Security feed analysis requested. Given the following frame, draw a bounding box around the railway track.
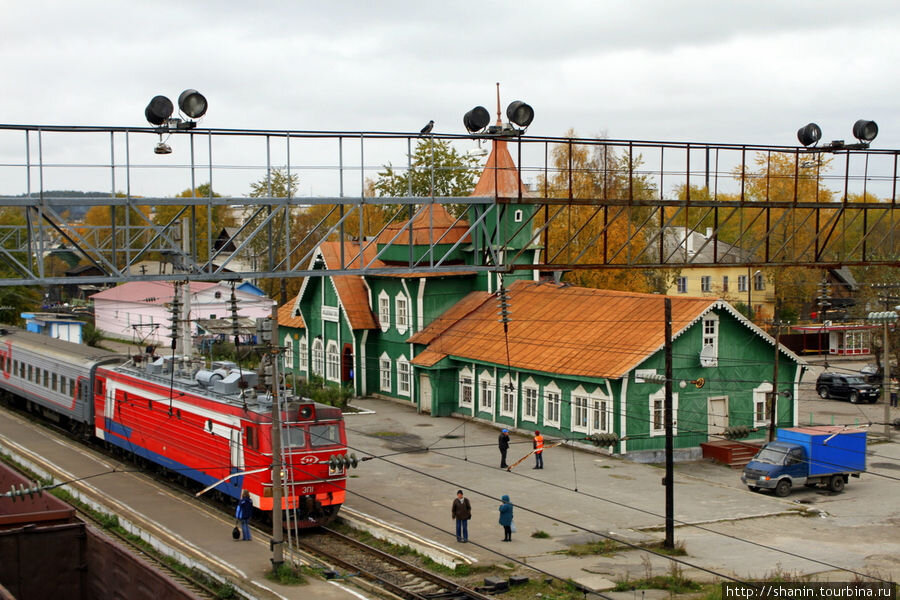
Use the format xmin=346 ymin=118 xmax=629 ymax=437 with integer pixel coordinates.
xmin=298 ymin=527 xmax=494 ymax=600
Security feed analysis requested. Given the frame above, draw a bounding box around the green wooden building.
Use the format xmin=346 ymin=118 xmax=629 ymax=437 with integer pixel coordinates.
xmin=277 ymin=137 xmax=806 ymax=460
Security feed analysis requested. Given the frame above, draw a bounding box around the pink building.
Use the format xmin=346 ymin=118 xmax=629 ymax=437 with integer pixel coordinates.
xmin=90 ymin=281 xmax=274 ymax=345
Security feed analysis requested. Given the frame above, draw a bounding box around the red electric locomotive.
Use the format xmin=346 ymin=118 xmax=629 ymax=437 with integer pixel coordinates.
xmin=0 ymin=327 xmax=349 ymax=526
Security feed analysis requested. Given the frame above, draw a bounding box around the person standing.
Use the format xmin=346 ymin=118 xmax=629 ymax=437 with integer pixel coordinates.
xmin=891 ymin=376 xmax=898 ymax=408
xmin=533 ymin=430 xmax=544 ymax=469
xmin=498 ymin=494 xmax=514 ymax=542
xmin=498 ymin=429 xmax=510 ymax=469
xmin=235 ymin=489 xmax=253 ymax=541
xmin=451 ymin=490 xmax=472 ymax=542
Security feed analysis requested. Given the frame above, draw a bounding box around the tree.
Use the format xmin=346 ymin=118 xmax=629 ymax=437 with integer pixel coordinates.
xmin=371 ymin=138 xmax=481 ymax=217
xmin=152 ymin=183 xmax=230 ymax=264
xmin=536 ymin=130 xmax=659 ymax=292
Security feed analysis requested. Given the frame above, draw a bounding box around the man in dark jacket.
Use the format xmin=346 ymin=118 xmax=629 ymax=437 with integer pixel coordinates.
xmin=235 ymin=489 xmax=253 ymax=541
xmin=498 ymin=429 xmax=510 ymax=469
xmin=451 ymin=489 xmax=472 ymax=542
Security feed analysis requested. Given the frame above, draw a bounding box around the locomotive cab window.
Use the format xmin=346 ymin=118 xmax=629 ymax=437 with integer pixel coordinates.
xmin=96 ymin=378 xmax=104 ymax=395
xmin=309 ymin=424 xmax=341 ymax=447
xmin=245 ymin=426 xmax=257 ymax=450
xmin=281 ymin=427 xmax=306 ymax=449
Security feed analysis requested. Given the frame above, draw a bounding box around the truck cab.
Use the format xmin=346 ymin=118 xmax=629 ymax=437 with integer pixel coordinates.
xmin=741 ymin=442 xmax=810 ymax=496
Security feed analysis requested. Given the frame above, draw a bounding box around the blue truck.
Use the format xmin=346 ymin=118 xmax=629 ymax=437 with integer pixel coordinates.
xmin=741 ymin=426 xmax=867 ymax=497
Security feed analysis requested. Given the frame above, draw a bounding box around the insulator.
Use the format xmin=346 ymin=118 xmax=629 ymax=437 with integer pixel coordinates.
xmin=349 ymin=453 xmax=358 ymax=468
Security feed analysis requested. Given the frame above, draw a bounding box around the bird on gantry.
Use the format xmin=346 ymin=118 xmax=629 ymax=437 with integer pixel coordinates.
xmin=420 ymin=120 xmax=434 ymax=135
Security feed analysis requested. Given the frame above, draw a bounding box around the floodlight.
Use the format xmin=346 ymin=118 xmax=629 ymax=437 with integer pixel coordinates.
xmin=463 ymin=106 xmax=490 ymax=133
xmin=797 ymin=123 xmax=821 ymax=147
xmin=852 ymin=119 xmax=878 ymax=143
xmin=178 ymin=89 xmax=208 ymax=119
xmin=145 ymin=95 xmax=174 ymax=126
xmin=506 ymin=100 xmax=534 ymax=128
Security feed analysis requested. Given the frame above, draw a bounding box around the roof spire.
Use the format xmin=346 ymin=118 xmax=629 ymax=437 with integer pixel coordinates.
xmin=495 ymin=82 xmax=502 ymax=125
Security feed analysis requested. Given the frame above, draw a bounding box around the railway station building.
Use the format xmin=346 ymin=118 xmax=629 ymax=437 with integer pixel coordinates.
xmin=278 ymin=136 xmax=806 ymax=460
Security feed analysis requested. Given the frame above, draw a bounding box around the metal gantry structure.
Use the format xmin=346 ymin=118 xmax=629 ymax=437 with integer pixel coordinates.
xmin=1 ymin=123 xmax=899 ymax=287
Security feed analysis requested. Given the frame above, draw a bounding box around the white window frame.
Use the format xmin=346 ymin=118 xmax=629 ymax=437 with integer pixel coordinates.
xmin=702 ymin=313 xmax=719 ymax=367
xmin=590 ymin=395 xmax=612 ymax=435
xmin=283 ymin=334 xmax=294 ymax=371
xmin=395 ymin=293 xmax=409 ymax=335
xmin=298 ymin=336 xmax=308 ymax=373
xmin=312 ymin=338 xmax=324 ymax=377
xmin=700 ymin=275 xmax=711 ymax=292
xmin=649 ymin=389 xmax=679 ymax=436
xmin=379 ymin=353 xmax=392 ymax=393
xmin=397 ymin=356 xmax=411 ymax=397
xmin=514 ymin=209 xmax=523 ymax=223
xmin=378 ymin=290 xmax=390 ymax=332
xmin=737 ymin=274 xmax=748 ymax=293
xmin=677 ymin=277 xmax=687 ymax=293
xmin=499 ymin=373 xmax=517 ymax=419
xmin=543 ymin=382 xmax=561 ymax=428
xmin=753 ymin=381 xmax=773 ymax=428
xmin=522 ymin=377 xmax=539 ymax=422
xmin=479 ymin=370 xmax=495 ymax=415
xmin=753 ymin=271 xmax=765 ymax=291
xmin=326 ymin=340 xmax=340 ymax=382
xmin=722 ymin=275 xmax=729 ymax=292
xmin=572 ymin=390 xmax=590 ymax=433
xmin=459 ymin=367 xmax=473 ymax=408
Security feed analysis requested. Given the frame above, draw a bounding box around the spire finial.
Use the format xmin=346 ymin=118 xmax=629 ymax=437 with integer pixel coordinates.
xmin=495 ymin=82 xmax=502 ymax=125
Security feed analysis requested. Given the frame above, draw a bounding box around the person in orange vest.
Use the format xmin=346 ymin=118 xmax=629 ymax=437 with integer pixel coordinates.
xmin=533 ymin=430 xmax=544 ymax=469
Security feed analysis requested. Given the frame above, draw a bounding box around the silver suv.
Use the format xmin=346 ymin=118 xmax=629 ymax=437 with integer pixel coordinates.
xmin=815 ymin=372 xmax=880 ymax=404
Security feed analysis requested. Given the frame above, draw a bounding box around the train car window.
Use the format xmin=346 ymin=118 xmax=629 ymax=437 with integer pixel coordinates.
xmin=309 ymin=424 xmax=341 ymax=447
xmin=43 ymin=369 xmax=48 ymax=387
xmin=281 ymin=427 xmax=307 ymax=448
xmin=245 ymin=426 xmax=257 ymax=449
xmin=96 ymin=378 xmax=104 ymax=396
xmin=13 ymin=360 xmax=18 ymax=376
xmin=27 ymin=365 xmax=32 ymax=381
xmin=51 ymin=373 xmax=57 ymax=391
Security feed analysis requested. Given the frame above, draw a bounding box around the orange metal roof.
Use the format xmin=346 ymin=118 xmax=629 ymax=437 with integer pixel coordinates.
xmin=277 ymin=294 xmax=305 ymax=329
xmin=375 ymin=203 xmax=471 ymax=246
xmin=318 ymin=241 xmax=379 ymax=330
xmin=470 ymin=137 xmax=528 ymax=198
xmin=411 ymin=280 xmax=717 ymax=379
xmin=408 ymin=290 xmax=492 ymax=346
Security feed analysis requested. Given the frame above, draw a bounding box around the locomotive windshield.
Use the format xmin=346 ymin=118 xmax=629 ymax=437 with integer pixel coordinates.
xmin=309 ymin=424 xmax=342 ymax=448
xmin=281 ymin=427 xmax=307 ymax=448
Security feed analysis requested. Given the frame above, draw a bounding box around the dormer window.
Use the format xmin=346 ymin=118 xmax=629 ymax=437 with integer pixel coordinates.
xmin=700 ymin=314 xmax=719 ymax=367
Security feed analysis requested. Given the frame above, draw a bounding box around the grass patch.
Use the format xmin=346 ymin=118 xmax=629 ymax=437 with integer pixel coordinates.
xmin=641 ymin=539 xmax=688 ymax=556
xmin=560 ymin=538 xmax=621 ymax=556
xmin=614 ymin=563 xmax=702 ymax=594
xmin=266 ymin=563 xmax=306 ymax=585
xmin=531 ymin=530 xmax=550 ymax=539
xmin=371 ymin=431 xmax=404 ymax=437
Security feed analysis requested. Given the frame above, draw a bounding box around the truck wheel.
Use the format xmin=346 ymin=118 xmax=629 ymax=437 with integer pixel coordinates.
xmin=817 ymin=386 xmax=830 ymax=399
xmin=775 ymin=479 xmax=792 ymax=497
xmin=849 ymin=392 xmax=859 ymax=404
xmin=748 ymin=486 xmax=759 ymax=492
xmin=829 ymin=475 xmax=845 ymax=492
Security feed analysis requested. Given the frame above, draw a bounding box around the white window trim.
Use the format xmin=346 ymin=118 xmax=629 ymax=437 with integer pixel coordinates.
xmin=677 ymin=277 xmax=687 ymax=294
xmin=298 ymin=336 xmax=308 ymax=373
xmin=499 ymin=373 xmax=517 ymax=419
xmin=459 ymin=366 xmax=473 ymax=408
xmin=395 ymin=293 xmax=409 ymax=335
xmin=522 ymin=377 xmax=539 ymax=423
xmin=478 ymin=369 xmax=495 ymax=415
xmin=753 ymin=381 xmax=773 ymax=428
xmin=700 ymin=275 xmax=711 ymax=293
xmin=378 ymin=290 xmax=390 ymax=333
xmin=312 ymin=338 xmax=324 ymax=377
xmin=572 ymin=389 xmax=590 ymax=434
xmin=397 ymin=356 xmax=411 ymax=397
xmin=379 ymin=353 xmax=392 ymax=393
xmin=701 ymin=313 xmax=719 ymax=367
xmin=590 ymin=394 xmax=612 ymax=435
xmin=326 ymin=340 xmax=340 ymax=382
xmin=737 ymin=274 xmax=748 ymax=293
xmin=649 ymin=389 xmax=678 ymax=436
xmin=543 ymin=381 xmax=561 ymax=428
xmin=283 ymin=334 xmax=294 ymax=371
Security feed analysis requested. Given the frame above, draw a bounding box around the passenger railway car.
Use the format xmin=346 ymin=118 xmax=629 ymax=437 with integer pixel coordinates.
xmin=0 ymin=327 xmax=348 ymax=526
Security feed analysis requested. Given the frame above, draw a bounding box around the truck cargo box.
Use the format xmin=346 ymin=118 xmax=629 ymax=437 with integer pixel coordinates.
xmin=776 ymin=426 xmax=866 ymax=476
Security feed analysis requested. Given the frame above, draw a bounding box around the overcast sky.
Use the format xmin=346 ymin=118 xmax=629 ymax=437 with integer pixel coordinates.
xmin=2 ymin=1 xmax=899 ymax=197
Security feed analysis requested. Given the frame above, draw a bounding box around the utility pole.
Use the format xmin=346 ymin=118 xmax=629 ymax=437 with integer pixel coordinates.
xmin=266 ymin=305 xmax=285 ymax=569
xmin=768 ymin=321 xmax=781 ymax=442
xmin=663 ymin=297 xmax=674 ymax=549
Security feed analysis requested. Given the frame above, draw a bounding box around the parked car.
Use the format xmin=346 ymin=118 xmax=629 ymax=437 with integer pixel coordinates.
xmin=815 ymin=372 xmax=880 ymax=404
xmin=860 ymin=363 xmax=896 ymax=385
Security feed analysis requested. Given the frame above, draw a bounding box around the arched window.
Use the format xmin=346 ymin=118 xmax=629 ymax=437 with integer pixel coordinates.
xmin=326 ymin=340 xmax=340 ymax=382
xmin=283 ymin=334 xmax=294 ymax=371
xmin=298 ymin=336 xmax=308 ymax=373
xmin=312 ymin=338 xmax=324 ymax=377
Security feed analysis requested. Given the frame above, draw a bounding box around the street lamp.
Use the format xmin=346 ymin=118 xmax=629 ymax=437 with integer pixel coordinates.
xmin=144 ymin=89 xmax=209 ymax=154
xmin=463 ymin=100 xmax=534 ymax=136
xmin=796 ymin=119 xmax=878 ymax=151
